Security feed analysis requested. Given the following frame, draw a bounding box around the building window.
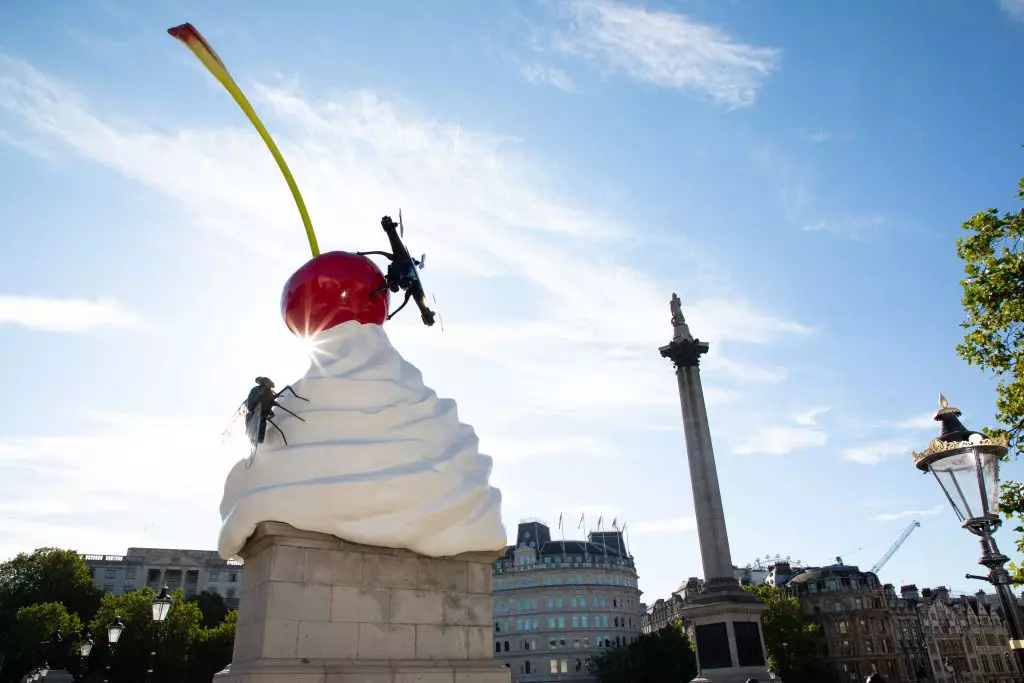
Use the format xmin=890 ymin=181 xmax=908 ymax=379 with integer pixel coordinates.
xmin=582 ymin=615 xmax=589 ymax=628
xmin=125 ymin=566 xmax=136 ymax=579
xmin=495 ymin=642 xmax=501 ymax=653
xmin=209 ymin=570 xmax=220 ymax=582
xmin=838 ymin=620 xmax=849 ymax=635
xmin=104 ymin=568 xmax=116 ymax=579
xmin=572 ymin=616 xmax=579 ymax=628
xmin=226 ymin=588 xmax=236 ymax=599
xmin=560 ymin=659 xmax=568 ymax=673
xmin=549 ymin=617 xmax=555 ymax=629
xmin=550 ymin=659 xmax=558 ymax=674
xmin=504 ymin=641 xmax=510 ymax=652
xmin=558 ymin=617 xmax=565 ymax=629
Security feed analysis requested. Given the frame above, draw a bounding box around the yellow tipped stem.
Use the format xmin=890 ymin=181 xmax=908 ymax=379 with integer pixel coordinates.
xmin=168 ymin=23 xmax=320 ymax=257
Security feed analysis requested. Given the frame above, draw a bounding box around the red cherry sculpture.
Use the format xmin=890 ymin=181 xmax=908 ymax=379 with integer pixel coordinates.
xmin=281 ymin=251 xmax=389 ymax=336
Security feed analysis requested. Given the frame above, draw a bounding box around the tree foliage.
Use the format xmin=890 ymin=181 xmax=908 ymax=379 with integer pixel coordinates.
xmin=88 ymin=586 xmax=203 ymax=683
xmin=0 ymin=548 xmax=101 ymax=682
xmin=188 ymin=590 xmax=230 ymax=629
xmin=0 ymin=548 xmax=236 ymax=682
xmin=742 ymin=584 xmax=821 ymax=683
xmin=589 ymin=621 xmax=697 ymax=683
xmin=956 ymin=174 xmax=1024 ymax=575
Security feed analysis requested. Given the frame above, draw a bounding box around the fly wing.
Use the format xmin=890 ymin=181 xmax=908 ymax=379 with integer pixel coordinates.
xmin=220 ymin=401 xmax=260 ymax=469
xmin=221 ymin=403 xmax=247 ymax=442
xmin=243 ymin=402 xmax=264 ymax=469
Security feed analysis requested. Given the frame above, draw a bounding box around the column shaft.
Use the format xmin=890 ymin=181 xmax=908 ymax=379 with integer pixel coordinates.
xmin=675 ymin=365 xmax=734 ymax=583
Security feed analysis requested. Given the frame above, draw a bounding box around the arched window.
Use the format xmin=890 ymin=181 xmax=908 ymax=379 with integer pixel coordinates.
xmin=495 ymin=642 xmax=501 ymax=653
xmin=524 ymin=661 xmax=532 ymax=674
xmin=504 ymin=641 xmax=510 ymax=652
xmin=575 ymin=658 xmax=582 ymax=671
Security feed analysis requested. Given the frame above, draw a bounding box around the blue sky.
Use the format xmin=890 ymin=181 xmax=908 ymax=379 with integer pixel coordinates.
xmin=1 ymin=0 xmax=1024 ymax=603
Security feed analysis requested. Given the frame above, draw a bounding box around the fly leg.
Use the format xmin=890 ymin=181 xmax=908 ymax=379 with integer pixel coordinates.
xmin=272 ymin=402 xmax=307 ymax=422
xmin=276 ymin=385 xmax=309 ymax=402
xmin=266 ymin=417 xmax=289 ymax=445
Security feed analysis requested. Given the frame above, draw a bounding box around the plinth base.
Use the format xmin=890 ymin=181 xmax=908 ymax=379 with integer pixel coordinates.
xmin=681 ymin=593 xmax=770 ymax=683
xmin=213 ymin=521 xmax=510 ymax=683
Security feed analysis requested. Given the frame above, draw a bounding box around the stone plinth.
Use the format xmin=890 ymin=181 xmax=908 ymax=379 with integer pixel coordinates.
xmin=214 ymin=522 xmax=511 ymax=683
xmin=682 ymin=598 xmax=768 ymax=683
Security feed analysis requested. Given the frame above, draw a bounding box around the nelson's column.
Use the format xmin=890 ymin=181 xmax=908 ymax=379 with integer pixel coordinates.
xmin=659 ymin=293 xmax=770 ymax=683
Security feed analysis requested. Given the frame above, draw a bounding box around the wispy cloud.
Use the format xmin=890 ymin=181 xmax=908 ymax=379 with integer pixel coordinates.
xmin=841 ymin=439 xmax=914 ymax=465
xmin=753 ymin=141 xmax=889 ymax=240
xmin=872 ymin=504 xmax=943 ymax=522
xmin=551 ymin=0 xmax=780 ymax=107
xmin=522 ymin=63 xmax=575 ymax=92
xmin=0 ymin=295 xmax=139 ymax=332
xmin=632 ymin=516 xmax=697 ymax=535
xmin=797 ymin=127 xmax=831 ymax=143
xmin=888 ymin=413 xmax=937 ymax=430
xmin=1000 ymin=0 xmax=1024 ymax=21
xmin=795 ymin=406 xmax=832 ymax=426
xmin=734 ymin=426 xmax=828 ymax=455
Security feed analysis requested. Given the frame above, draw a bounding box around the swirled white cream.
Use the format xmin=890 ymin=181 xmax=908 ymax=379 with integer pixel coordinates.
xmin=217 ymin=320 xmax=507 ymax=559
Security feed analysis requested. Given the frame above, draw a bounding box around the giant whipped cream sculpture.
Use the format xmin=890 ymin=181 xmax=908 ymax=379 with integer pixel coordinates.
xmin=168 ymin=23 xmax=507 ymax=560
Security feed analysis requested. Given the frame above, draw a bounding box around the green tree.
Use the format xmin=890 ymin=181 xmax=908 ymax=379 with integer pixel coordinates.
xmin=89 ymin=587 xmax=203 ymax=683
xmin=187 ymin=590 xmax=229 ymax=629
xmin=185 ymin=610 xmax=236 ymax=681
xmin=742 ymin=584 xmax=821 ymax=682
xmin=0 ymin=548 xmax=101 ymax=682
xmin=956 ymin=174 xmax=1024 ymax=576
xmin=589 ymin=621 xmax=697 ymax=683
xmin=2 ymin=603 xmax=84 ymax=679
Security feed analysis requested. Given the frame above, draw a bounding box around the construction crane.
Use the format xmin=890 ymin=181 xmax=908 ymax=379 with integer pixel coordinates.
xmin=870 ymin=520 xmax=921 ymax=575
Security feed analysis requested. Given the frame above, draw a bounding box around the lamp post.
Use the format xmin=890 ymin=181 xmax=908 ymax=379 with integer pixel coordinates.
xmin=147 ymin=586 xmax=172 ymax=683
xmin=913 ymin=395 xmax=1024 ymax=678
xmin=78 ymin=630 xmax=94 ymax=679
xmin=103 ymin=616 xmax=125 ymax=683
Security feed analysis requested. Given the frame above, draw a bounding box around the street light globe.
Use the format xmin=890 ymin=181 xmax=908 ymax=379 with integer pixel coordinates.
xmin=152 ymin=585 xmax=172 ymax=623
xmin=79 ymin=631 xmax=94 ymax=657
xmin=106 ymin=615 xmax=125 ymax=646
xmin=912 ymin=394 xmax=1008 ymax=532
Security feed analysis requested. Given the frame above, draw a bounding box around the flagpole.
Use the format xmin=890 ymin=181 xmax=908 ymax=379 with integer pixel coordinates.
xmin=598 ymin=516 xmax=607 ymax=562
xmin=558 ymin=512 xmax=566 ymax=559
xmin=612 ymin=518 xmax=623 ymax=558
xmin=578 ymin=512 xmax=587 ymax=561
xmin=622 ymin=522 xmax=630 ymax=558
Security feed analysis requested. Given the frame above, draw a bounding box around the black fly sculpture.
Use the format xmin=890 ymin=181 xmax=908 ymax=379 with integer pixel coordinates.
xmin=357 ymin=211 xmax=438 ymax=327
xmin=225 ymin=376 xmax=309 ymax=469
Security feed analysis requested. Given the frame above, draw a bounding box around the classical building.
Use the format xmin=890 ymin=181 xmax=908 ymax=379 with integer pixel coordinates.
xmin=788 ymin=562 xmax=903 ymax=682
xmin=886 ymin=584 xmax=932 ymax=681
xmin=81 ymin=547 xmax=244 ymax=607
xmin=913 ymin=585 xmax=1019 ymax=683
xmin=492 ymin=519 xmax=643 ymax=682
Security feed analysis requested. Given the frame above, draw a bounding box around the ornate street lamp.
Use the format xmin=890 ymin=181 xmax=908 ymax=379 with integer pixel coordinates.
xmin=78 ymin=631 xmax=94 ymax=658
xmin=103 ymin=616 xmax=125 ymax=683
xmin=148 ymin=586 xmax=172 ymax=683
xmin=914 ymin=395 xmax=1024 ymax=674
xmin=78 ymin=630 xmax=94 ymax=679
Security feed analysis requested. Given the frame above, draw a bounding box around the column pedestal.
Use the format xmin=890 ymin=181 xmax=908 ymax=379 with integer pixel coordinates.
xmin=681 ymin=597 xmax=768 ymax=683
xmin=213 ymin=522 xmax=511 ymax=683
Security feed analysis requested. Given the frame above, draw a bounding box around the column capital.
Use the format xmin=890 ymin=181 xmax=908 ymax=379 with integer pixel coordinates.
xmin=659 ymin=338 xmax=710 ymax=368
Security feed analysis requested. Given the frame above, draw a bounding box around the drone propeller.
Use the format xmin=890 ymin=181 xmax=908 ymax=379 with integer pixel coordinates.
xmin=418 ymin=253 xmax=426 ymax=270
xmin=398 ymin=208 xmax=404 ymax=238
xmin=433 ymin=293 xmax=444 ymax=332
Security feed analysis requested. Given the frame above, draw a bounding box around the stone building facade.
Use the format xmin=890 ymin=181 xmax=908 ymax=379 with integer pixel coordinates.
xmin=492 ymin=519 xmax=642 ymax=682
xmin=788 ymin=562 xmax=903 ymax=682
xmin=912 ymin=585 xmax=1019 ymax=683
xmin=82 ymin=547 xmax=243 ymax=608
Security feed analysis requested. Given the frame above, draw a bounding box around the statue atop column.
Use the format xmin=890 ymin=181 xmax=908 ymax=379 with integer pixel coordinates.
xmin=670 ymin=293 xmax=693 ymax=342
